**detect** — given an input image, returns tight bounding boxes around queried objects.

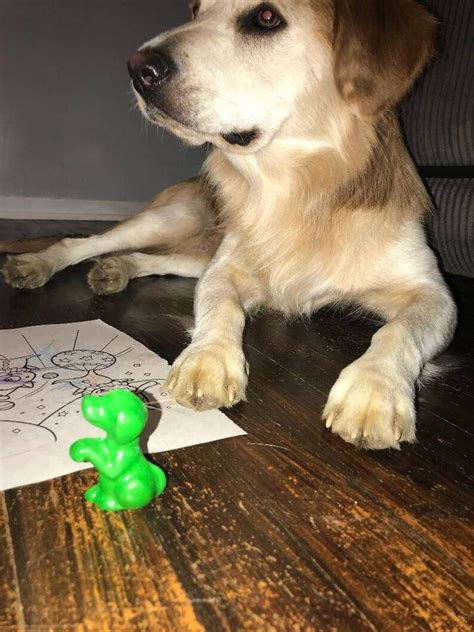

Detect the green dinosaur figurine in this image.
[70,389,167,511]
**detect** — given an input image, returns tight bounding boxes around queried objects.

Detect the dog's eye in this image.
[239,4,287,35]
[257,8,281,29]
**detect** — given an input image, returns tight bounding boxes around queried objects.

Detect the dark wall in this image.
[0,0,205,202]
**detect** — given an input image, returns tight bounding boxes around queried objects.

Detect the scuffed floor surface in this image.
[1,220,473,630]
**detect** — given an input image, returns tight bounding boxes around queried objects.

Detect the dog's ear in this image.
[333,0,436,118]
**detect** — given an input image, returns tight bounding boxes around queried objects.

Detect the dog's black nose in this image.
[127,48,176,96]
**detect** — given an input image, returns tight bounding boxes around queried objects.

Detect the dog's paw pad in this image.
[88,257,130,295]
[3,254,52,289]
[165,344,248,411]
[323,359,416,450]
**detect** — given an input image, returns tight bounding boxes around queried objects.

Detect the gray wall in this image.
[0,0,205,202]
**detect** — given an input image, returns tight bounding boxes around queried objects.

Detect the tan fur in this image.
[2,0,457,449]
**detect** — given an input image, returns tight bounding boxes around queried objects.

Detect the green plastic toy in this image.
[70,389,167,511]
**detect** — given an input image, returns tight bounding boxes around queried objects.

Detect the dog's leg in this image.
[323,281,457,450]
[165,235,262,411]
[88,252,211,295]
[2,179,210,289]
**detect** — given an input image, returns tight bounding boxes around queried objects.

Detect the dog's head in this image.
[128,0,435,154]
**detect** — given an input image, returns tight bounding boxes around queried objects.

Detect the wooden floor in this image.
[0,221,473,631]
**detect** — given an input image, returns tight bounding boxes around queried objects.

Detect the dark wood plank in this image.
[0,219,115,242]
[5,475,204,631]
[0,222,473,630]
[0,494,23,630]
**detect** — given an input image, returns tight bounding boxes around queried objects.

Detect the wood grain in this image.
[0,495,23,630]
[0,222,473,630]
[5,475,204,631]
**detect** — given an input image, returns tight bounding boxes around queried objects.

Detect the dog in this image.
[3,0,457,450]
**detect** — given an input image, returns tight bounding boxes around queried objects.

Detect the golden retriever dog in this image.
[3,0,457,449]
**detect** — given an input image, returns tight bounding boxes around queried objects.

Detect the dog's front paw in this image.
[323,359,416,450]
[3,254,52,289]
[88,257,131,295]
[165,343,248,411]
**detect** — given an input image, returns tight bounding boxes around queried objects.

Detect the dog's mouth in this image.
[221,130,259,147]
[139,99,206,141]
[136,90,260,150]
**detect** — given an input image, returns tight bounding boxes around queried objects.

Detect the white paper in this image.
[0,320,245,490]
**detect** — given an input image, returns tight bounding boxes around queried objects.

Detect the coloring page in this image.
[0,320,245,490]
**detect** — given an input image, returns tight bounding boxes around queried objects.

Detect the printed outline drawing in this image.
[0,327,164,445]
[0,354,40,411]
